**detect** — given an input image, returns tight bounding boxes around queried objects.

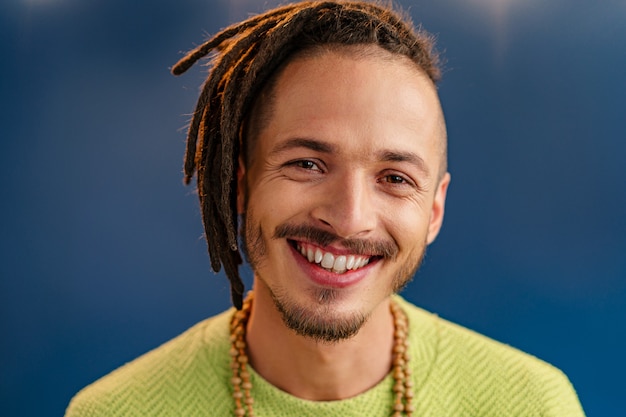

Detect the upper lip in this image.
[288,239,378,257]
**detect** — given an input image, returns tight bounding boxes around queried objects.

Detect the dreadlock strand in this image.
[171,33,233,76]
[197,109,223,274]
[182,101,208,184]
[197,188,221,274]
[172,3,300,76]
[199,89,241,302]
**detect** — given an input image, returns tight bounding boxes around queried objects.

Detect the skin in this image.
[237,45,451,401]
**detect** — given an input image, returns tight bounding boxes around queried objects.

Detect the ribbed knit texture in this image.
[65,297,585,416]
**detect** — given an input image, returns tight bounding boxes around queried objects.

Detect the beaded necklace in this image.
[229,293,414,416]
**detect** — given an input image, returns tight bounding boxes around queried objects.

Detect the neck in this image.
[245,281,395,401]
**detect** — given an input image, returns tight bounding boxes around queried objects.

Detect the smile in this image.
[293,241,371,274]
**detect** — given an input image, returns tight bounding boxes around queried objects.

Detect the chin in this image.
[269,286,369,343]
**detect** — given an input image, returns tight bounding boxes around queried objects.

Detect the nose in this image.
[310,171,378,239]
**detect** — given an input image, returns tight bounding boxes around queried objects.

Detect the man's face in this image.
[239,46,450,342]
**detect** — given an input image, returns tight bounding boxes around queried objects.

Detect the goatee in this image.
[240,218,424,342]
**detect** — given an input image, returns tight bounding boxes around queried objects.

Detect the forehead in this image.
[252,46,445,174]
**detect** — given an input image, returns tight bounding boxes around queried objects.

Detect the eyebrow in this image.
[377,150,430,178]
[269,138,335,156]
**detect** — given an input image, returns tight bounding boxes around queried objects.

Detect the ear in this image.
[236,155,247,214]
[426,172,451,245]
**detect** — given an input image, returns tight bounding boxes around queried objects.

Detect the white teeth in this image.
[321,252,335,269]
[346,255,356,270]
[333,255,347,273]
[296,243,371,273]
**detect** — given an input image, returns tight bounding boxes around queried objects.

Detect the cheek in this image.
[245,183,308,242]
[253,179,315,215]
[383,201,431,249]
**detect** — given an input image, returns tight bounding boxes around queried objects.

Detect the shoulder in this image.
[65,309,235,417]
[396,297,585,416]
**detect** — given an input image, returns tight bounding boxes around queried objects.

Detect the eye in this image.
[384,174,407,184]
[378,171,420,193]
[295,160,321,171]
[287,159,324,173]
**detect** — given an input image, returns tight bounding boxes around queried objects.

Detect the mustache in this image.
[273,223,398,260]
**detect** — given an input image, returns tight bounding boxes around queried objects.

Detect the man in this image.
[66,1,585,416]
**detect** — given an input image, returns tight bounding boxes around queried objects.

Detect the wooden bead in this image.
[393,401,405,411]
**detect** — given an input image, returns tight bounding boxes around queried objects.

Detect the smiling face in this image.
[238,46,450,342]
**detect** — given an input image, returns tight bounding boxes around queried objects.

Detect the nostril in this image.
[319,219,332,227]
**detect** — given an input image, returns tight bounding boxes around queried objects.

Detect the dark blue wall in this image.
[1,0,624,415]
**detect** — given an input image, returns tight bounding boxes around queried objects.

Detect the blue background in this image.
[1,0,624,415]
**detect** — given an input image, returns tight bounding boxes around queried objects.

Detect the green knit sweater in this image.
[65,297,584,416]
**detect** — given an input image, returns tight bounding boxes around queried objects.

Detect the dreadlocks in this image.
[171,1,441,309]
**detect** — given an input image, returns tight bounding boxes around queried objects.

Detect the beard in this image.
[240,212,425,343]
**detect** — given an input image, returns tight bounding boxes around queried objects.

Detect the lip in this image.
[287,241,376,289]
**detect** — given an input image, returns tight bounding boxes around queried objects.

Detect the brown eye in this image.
[289,159,325,172]
[297,160,318,170]
[386,174,406,184]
